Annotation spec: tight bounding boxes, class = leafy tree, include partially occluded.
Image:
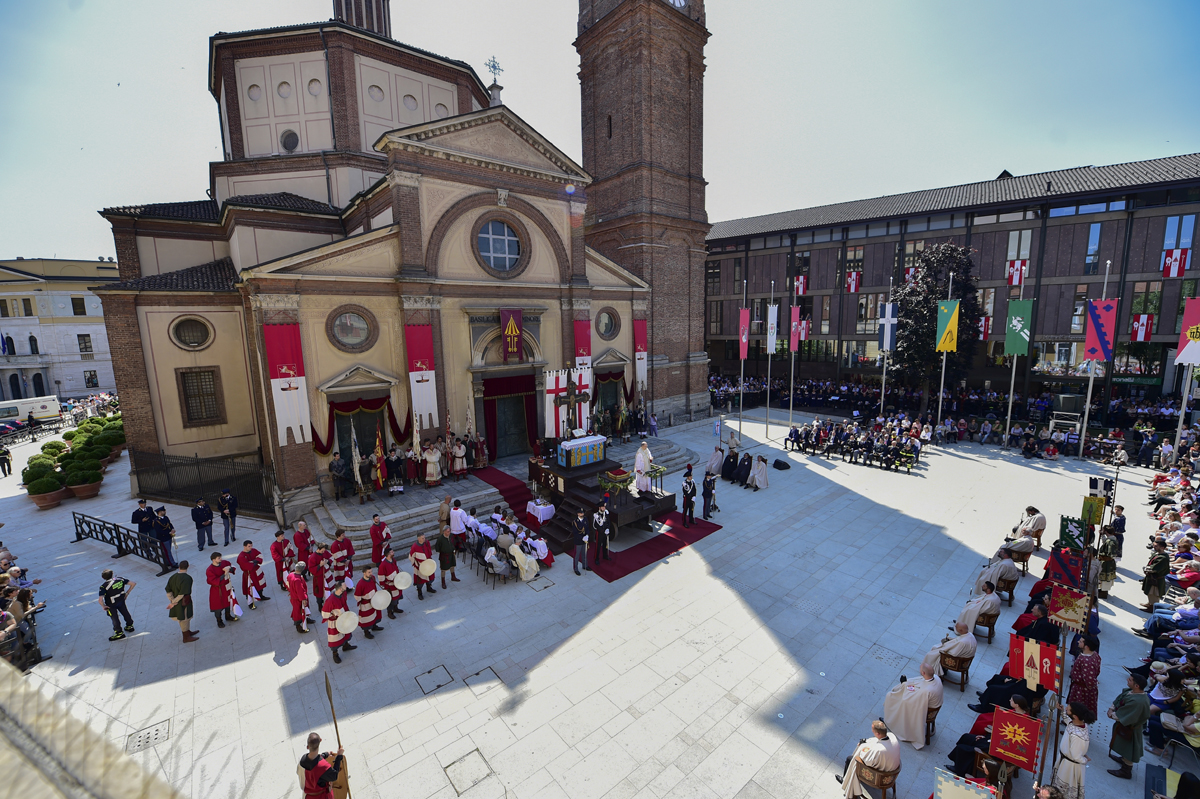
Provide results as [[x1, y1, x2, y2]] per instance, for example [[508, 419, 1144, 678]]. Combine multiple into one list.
[[890, 243, 983, 414]]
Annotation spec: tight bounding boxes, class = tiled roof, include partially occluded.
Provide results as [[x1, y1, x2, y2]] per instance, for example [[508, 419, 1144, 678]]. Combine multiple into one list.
[[100, 200, 219, 222], [708, 152, 1200, 241], [96, 258, 238, 293], [225, 192, 337, 214]]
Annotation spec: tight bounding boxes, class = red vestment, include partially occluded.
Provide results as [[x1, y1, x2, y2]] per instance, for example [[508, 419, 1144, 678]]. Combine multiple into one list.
[[354, 577, 381, 628], [270, 539, 296, 584], [308, 551, 332, 604], [1011, 612, 1036, 632], [206, 561, 236, 612], [369, 522, 391, 564], [409, 541, 434, 585], [286, 572, 309, 622], [237, 549, 268, 598], [294, 528, 314, 566], [330, 539, 354, 581], [321, 591, 350, 648], [377, 558, 404, 601]]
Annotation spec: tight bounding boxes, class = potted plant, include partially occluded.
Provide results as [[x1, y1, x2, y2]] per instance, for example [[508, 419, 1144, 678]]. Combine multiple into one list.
[[65, 470, 103, 499], [27, 476, 69, 510]]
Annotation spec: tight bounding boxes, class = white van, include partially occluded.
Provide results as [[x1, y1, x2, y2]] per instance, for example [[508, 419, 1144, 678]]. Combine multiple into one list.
[[0, 396, 62, 426]]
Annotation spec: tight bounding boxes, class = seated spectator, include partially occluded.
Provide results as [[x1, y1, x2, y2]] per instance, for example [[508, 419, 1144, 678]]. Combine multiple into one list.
[[923, 622, 977, 675], [975, 551, 1021, 595], [883, 663, 943, 750], [1016, 603, 1060, 646], [954, 582, 1000, 631], [6, 566, 40, 593], [834, 720, 900, 798], [1145, 697, 1200, 758]]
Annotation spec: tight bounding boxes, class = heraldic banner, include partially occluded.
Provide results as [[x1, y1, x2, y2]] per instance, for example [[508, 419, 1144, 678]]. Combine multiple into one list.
[[1007, 634, 1059, 690], [405, 324, 439, 430], [988, 707, 1042, 771], [499, 308, 523, 363], [1057, 516, 1085, 551], [1048, 583, 1089, 631], [263, 323, 310, 445], [1047, 547, 1085, 589], [1177, 297, 1200, 366], [633, 319, 648, 390], [573, 319, 592, 371], [933, 767, 996, 799]]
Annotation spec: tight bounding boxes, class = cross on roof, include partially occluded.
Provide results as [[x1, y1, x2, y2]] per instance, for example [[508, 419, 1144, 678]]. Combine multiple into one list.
[[485, 56, 503, 84]]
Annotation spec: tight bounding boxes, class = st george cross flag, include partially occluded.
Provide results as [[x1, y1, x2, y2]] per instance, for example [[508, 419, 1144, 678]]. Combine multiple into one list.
[[1176, 298, 1200, 366], [1048, 584, 1089, 631], [1047, 547, 1085, 589], [933, 767, 997, 799], [878, 303, 898, 352], [978, 316, 992, 341], [1084, 299, 1118, 361], [1132, 314, 1155, 342], [1164, 248, 1190, 278], [793, 275, 807, 296], [1005, 299, 1033, 357], [405, 324, 439, 430], [633, 319, 648, 390], [766, 305, 779, 354], [845, 270, 861, 293], [1006, 259, 1027, 287], [1007, 634, 1059, 690], [989, 708, 1043, 771], [738, 308, 750, 360], [544, 370, 568, 438], [263, 324, 311, 444], [573, 319, 592, 371], [789, 306, 801, 352], [936, 301, 959, 352]]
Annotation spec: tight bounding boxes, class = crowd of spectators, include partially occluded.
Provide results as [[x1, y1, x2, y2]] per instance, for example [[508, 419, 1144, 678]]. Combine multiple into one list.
[[0, 537, 46, 670]]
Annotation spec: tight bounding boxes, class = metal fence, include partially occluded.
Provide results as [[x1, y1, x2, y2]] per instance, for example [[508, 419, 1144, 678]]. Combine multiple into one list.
[[128, 449, 277, 517], [0, 415, 77, 450], [71, 512, 167, 571]]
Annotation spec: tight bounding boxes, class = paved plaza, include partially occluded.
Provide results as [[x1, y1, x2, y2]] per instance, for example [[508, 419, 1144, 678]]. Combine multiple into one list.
[[2, 413, 1154, 799]]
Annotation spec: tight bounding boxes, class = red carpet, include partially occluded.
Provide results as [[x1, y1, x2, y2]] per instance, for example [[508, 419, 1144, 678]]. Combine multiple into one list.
[[590, 512, 722, 583], [472, 467, 537, 525]]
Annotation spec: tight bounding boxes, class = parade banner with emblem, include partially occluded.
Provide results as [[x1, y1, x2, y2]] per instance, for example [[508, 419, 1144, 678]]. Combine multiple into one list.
[[1085, 299, 1118, 362], [1089, 476, 1115, 506], [794, 275, 808, 296], [573, 319, 592, 371], [1047, 547, 1086, 589], [405, 324, 439, 430], [1007, 634, 1059, 690], [1081, 495, 1105, 526], [936, 300, 960, 352], [978, 316, 992, 342], [845, 270, 861, 293], [1177, 298, 1200, 366], [1006, 259, 1027, 287], [989, 708, 1042, 771], [1132, 313, 1155, 342], [789, 306, 801, 352], [738, 309, 750, 360], [1057, 516, 1086, 551], [263, 323, 311, 445], [1005, 299, 1033, 357], [766, 304, 779, 354], [1164, 248, 1191, 278], [633, 319, 648, 390], [499, 308, 523, 363], [1047, 584, 1089, 631], [933, 767, 996, 799]]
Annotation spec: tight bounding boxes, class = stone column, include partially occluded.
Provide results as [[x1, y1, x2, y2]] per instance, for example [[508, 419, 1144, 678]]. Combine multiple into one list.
[[389, 170, 425, 278]]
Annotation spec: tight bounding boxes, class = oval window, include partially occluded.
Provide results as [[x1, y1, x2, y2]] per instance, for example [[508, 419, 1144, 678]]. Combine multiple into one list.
[[597, 312, 617, 338], [307, 78, 323, 97], [173, 319, 210, 348], [247, 84, 262, 102], [277, 81, 292, 99], [367, 84, 385, 102], [476, 221, 521, 272], [331, 312, 371, 347], [434, 103, 449, 119]]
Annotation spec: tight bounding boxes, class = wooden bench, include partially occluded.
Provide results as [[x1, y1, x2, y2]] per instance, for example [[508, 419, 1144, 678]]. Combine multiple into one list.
[[941, 652, 974, 692], [855, 760, 901, 799], [974, 610, 1000, 643]]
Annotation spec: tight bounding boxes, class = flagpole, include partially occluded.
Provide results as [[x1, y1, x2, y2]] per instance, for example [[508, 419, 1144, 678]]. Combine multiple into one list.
[[765, 280, 774, 441], [1003, 277, 1025, 450], [1078, 259, 1111, 460], [1174, 364, 1194, 466], [788, 323, 796, 431], [880, 277, 893, 417], [936, 272, 954, 429], [739, 276, 747, 441]]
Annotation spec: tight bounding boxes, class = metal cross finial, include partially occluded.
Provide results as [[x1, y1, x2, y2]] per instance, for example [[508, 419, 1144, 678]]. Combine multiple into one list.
[[484, 56, 503, 84]]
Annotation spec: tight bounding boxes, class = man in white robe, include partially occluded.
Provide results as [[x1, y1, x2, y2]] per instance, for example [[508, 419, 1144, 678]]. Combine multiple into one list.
[[954, 583, 1000, 630], [634, 442, 653, 493], [922, 622, 977, 676], [1014, 506, 1047, 549], [835, 720, 900, 799], [974, 550, 1021, 594], [747, 455, 769, 491], [991, 531, 1035, 563], [883, 663, 943, 750], [705, 446, 724, 476]]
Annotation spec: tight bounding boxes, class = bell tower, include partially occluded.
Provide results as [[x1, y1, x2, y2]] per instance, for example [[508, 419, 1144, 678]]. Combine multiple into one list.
[[333, 0, 391, 38], [577, 0, 710, 418]]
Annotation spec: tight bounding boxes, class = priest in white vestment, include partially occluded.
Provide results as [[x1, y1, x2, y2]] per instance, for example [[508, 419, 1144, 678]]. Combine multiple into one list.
[[883, 663, 943, 749], [955, 584, 1001, 629], [922, 622, 977, 676], [991, 531, 1035, 563], [509, 543, 539, 581], [747, 455, 769, 491], [974, 551, 1022, 594], [836, 720, 900, 799], [705, 446, 724, 476], [634, 442, 653, 493]]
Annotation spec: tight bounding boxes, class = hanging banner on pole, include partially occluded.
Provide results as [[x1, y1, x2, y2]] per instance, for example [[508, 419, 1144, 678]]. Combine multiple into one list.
[[978, 317, 992, 341], [1084, 299, 1117, 362], [1005, 299, 1033, 357], [1047, 584, 1089, 631], [1081, 495, 1105, 526], [1176, 298, 1200, 366], [573, 319, 592, 371], [845, 271, 861, 293], [263, 323, 311, 444], [793, 275, 807, 296], [988, 708, 1042, 771], [1006, 634, 1059, 691], [1056, 516, 1086, 551], [1132, 314, 1155, 342], [936, 300, 959, 352], [633, 319, 648, 391], [738, 308, 750, 360], [499, 308, 523, 363], [789, 306, 801, 352], [405, 324, 439, 431], [1006, 260, 1027, 286], [1164, 248, 1190, 278], [766, 304, 778, 354], [1047, 547, 1085, 589], [878, 303, 898, 352]]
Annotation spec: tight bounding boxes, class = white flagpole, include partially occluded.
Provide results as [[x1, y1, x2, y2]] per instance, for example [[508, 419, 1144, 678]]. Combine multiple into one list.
[[1078, 259, 1111, 460], [936, 272, 954, 428], [1174, 364, 1194, 466], [739, 277, 747, 439], [880, 276, 893, 417], [765, 280, 774, 441]]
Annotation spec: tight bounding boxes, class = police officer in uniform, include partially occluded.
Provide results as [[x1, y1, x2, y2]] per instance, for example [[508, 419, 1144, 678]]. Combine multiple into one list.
[[0, 444, 11, 477], [681, 466, 697, 527], [571, 509, 590, 576], [152, 506, 177, 572], [192, 497, 215, 550], [592, 500, 612, 566], [131, 499, 154, 536]]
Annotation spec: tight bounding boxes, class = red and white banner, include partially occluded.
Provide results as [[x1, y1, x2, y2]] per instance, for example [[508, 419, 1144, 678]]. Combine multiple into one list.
[[798, 319, 811, 341], [789, 306, 801, 352], [978, 317, 992, 341], [1164, 248, 1190, 278], [573, 319, 592, 371], [793, 275, 807, 296], [738, 308, 750, 360], [263, 324, 310, 445], [1006, 259, 1027, 286], [1132, 313, 1154, 342], [904, 266, 918, 283], [632, 319, 648, 392], [543, 368, 591, 438], [845, 270, 861, 293], [405, 324, 438, 430]]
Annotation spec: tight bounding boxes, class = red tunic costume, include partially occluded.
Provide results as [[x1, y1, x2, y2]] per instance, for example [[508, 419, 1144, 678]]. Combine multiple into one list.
[[301, 755, 335, 799], [206, 561, 237, 612], [294, 528, 314, 567], [409, 540, 434, 586], [286, 572, 309, 623], [270, 538, 297, 584], [308, 551, 332, 604], [321, 591, 351, 649], [377, 558, 404, 602], [237, 548, 268, 599], [330, 538, 355, 582], [354, 576, 381, 628], [369, 522, 391, 565]]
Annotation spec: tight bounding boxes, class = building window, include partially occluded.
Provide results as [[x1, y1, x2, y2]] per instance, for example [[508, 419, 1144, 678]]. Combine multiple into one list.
[[1112, 342, 1164, 376], [792, 296, 813, 322], [724, 340, 737, 361], [77, 334, 93, 353], [1162, 214, 1197, 272], [707, 301, 723, 336], [171, 317, 213, 351], [856, 292, 886, 334], [1007, 230, 1033, 262], [705, 261, 721, 295], [1178, 279, 1199, 334], [978, 288, 995, 318], [595, 308, 620, 341], [71, 297, 86, 316], [476, 219, 522, 271], [820, 295, 831, 335], [83, 370, 99, 389], [1130, 281, 1163, 334], [21, 299, 33, 317], [731, 258, 743, 295], [896, 240, 925, 270], [1070, 285, 1088, 334], [3, 336, 12, 356], [0, 303, 8, 319], [27, 336, 38, 355], [1084, 223, 1102, 275], [789, 250, 811, 275], [750, 298, 765, 334], [175, 367, 226, 427], [1032, 341, 1105, 377]]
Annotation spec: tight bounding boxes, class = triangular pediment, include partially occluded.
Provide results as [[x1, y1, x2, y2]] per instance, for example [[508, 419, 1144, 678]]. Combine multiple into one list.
[[247, 228, 399, 278], [318, 365, 400, 395], [594, 347, 632, 366]]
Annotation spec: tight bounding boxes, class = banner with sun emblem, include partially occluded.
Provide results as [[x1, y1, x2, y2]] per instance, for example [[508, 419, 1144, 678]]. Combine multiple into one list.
[[933, 767, 996, 799], [1047, 584, 1089, 631], [989, 707, 1042, 771]]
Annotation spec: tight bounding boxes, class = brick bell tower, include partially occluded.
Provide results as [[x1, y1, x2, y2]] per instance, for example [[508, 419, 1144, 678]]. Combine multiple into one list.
[[577, 0, 711, 418]]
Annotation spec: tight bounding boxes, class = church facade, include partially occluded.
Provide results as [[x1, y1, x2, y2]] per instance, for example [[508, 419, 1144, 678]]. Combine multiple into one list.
[[95, 0, 709, 503]]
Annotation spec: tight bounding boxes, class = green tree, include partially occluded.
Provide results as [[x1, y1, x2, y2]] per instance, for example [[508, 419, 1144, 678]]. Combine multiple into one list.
[[890, 243, 983, 415]]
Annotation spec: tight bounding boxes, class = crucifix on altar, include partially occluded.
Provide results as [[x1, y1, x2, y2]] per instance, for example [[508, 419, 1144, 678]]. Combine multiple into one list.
[[554, 374, 590, 439]]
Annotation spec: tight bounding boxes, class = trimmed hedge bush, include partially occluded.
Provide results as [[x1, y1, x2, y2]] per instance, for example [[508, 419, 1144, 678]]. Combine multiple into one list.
[[27, 454, 55, 468], [62, 430, 77, 440], [65, 470, 102, 486], [81, 459, 102, 472], [21, 464, 54, 484], [56, 451, 76, 464], [26, 477, 63, 495], [41, 440, 67, 453]]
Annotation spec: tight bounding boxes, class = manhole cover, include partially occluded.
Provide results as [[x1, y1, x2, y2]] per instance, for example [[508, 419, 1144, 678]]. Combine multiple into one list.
[[868, 645, 907, 670], [464, 667, 502, 697], [417, 665, 453, 695], [445, 749, 491, 795], [527, 576, 554, 592], [126, 720, 169, 754]]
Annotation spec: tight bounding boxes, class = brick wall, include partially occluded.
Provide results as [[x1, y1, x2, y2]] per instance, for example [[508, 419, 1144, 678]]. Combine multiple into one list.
[[97, 294, 159, 452]]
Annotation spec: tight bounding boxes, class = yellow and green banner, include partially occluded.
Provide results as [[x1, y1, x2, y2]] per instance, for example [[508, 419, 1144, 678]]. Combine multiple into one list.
[[936, 300, 960, 352]]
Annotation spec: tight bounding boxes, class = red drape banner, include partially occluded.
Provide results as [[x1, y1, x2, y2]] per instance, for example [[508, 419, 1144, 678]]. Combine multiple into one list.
[[573, 319, 592, 370], [499, 309, 523, 363], [738, 309, 750, 359], [310, 396, 412, 456], [594, 370, 636, 405]]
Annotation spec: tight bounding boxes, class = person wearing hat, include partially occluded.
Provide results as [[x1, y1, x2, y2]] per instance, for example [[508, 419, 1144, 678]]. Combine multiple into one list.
[[191, 497, 215, 551], [377, 548, 405, 620], [368, 514, 391, 567], [270, 530, 297, 591], [217, 489, 238, 546], [205, 551, 239, 628], [571, 508, 590, 576], [701, 470, 717, 520], [592, 500, 612, 566], [299, 732, 345, 798], [286, 562, 312, 634], [236, 540, 271, 609], [150, 505, 176, 573], [165, 561, 198, 643], [681, 466, 696, 527], [1106, 672, 1151, 778], [130, 498, 154, 537]]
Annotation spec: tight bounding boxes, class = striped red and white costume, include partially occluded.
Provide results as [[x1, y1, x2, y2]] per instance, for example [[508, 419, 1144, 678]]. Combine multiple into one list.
[[353, 576, 381, 629], [307, 550, 333, 605], [236, 548, 268, 600], [330, 538, 355, 582], [321, 591, 351, 649], [270, 538, 296, 584], [377, 558, 404, 602]]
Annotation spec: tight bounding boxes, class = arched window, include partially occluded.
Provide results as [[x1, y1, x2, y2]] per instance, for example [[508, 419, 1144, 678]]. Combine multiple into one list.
[[31, 373, 43, 396], [28, 336, 38, 355], [8, 375, 20, 400], [4, 337, 13, 356]]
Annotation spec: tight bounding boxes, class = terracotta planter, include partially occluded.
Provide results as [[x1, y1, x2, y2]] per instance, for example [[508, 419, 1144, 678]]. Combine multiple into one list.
[[67, 481, 102, 499], [29, 486, 71, 510]]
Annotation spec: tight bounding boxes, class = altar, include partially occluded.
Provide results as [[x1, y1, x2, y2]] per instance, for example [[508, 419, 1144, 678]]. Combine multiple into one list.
[[557, 435, 606, 469]]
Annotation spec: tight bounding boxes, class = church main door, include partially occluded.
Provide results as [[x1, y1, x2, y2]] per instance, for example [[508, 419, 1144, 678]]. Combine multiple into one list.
[[494, 396, 528, 457], [334, 409, 385, 461]]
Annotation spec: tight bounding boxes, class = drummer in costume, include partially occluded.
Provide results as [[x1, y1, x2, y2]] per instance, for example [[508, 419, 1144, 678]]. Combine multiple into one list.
[[287, 562, 313, 635], [236, 540, 271, 609], [352, 564, 386, 638], [205, 552, 240, 628], [409, 532, 437, 600], [308, 542, 333, 607], [298, 732, 344, 799], [368, 514, 391, 567], [330, 529, 354, 583], [294, 520, 314, 567], [270, 530, 297, 590], [376, 548, 407, 619], [321, 582, 358, 664]]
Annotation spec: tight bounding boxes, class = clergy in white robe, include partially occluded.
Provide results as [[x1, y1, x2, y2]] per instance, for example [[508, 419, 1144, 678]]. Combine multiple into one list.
[[509, 543, 539, 581], [922, 623, 977, 676], [748, 456, 769, 491], [992, 532, 1035, 563], [974, 552, 1021, 594], [705, 446, 724, 476], [837, 721, 900, 799], [634, 443, 654, 493], [883, 664, 943, 750], [956, 587, 1001, 630], [422, 445, 441, 486]]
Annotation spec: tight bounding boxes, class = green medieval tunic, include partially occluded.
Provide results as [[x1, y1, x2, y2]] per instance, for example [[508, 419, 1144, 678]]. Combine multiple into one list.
[[166, 573, 194, 620], [1109, 688, 1151, 763], [434, 534, 456, 571], [1098, 535, 1118, 585], [1142, 551, 1170, 597]]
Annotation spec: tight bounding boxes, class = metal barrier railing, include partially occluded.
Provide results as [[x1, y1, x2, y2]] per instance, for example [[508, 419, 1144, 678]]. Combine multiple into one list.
[[71, 512, 167, 572]]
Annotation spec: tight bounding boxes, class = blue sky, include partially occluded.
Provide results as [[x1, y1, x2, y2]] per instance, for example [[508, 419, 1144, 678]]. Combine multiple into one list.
[[1, 0, 1198, 259]]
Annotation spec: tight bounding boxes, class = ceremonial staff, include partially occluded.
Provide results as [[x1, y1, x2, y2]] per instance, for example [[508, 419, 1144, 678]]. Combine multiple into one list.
[[325, 672, 353, 799]]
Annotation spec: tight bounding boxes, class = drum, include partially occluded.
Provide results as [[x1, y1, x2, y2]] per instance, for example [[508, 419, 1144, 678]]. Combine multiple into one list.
[[370, 590, 390, 611], [393, 571, 413, 590], [335, 612, 359, 634], [418, 560, 436, 578]]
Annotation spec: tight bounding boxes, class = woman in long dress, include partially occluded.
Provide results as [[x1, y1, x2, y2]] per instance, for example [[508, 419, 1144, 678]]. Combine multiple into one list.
[[634, 442, 653, 493], [1051, 702, 1094, 799], [405, 444, 420, 486], [474, 434, 489, 468], [1066, 635, 1101, 718], [422, 440, 441, 488]]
